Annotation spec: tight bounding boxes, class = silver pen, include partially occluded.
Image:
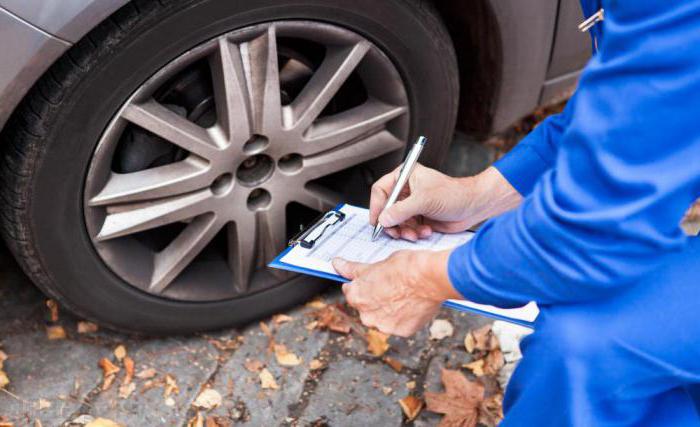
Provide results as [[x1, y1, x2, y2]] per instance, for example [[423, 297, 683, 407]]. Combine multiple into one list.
[[371, 136, 427, 241]]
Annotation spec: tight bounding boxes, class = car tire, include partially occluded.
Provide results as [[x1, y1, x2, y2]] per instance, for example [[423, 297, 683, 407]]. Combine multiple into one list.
[[0, 0, 458, 333]]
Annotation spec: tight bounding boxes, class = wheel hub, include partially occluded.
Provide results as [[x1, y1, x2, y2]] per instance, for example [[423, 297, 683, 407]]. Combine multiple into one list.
[[83, 21, 410, 301]]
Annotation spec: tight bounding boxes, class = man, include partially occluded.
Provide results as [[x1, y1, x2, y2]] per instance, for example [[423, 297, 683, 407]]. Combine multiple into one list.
[[331, 1, 700, 424]]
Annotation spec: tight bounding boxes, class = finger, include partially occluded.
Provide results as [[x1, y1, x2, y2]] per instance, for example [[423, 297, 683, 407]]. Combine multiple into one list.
[[332, 258, 369, 280], [417, 224, 433, 239], [342, 282, 361, 308], [384, 227, 401, 239], [398, 225, 418, 242], [379, 197, 423, 228], [369, 167, 401, 225], [359, 312, 377, 329]]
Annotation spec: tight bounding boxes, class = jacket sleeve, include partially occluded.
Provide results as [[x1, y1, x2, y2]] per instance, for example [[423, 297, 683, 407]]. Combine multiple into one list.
[[448, 0, 700, 308], [493, 95, 576, 197]]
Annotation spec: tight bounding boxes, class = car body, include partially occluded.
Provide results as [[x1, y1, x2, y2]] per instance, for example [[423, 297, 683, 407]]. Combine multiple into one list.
[[0, 0, 591, 333]]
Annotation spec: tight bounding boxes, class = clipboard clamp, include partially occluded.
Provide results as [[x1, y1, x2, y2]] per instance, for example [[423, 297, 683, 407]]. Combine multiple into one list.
[[288, 209, 346, 249]]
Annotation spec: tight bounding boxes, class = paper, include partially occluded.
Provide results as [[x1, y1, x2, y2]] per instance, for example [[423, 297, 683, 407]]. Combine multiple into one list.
[[276, 204, 539, 327]]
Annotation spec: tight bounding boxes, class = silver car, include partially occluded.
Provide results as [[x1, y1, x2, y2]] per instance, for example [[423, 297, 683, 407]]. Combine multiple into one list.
[[0, 0, 589, 333]]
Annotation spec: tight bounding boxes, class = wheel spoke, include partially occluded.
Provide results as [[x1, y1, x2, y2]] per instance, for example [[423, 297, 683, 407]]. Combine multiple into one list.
[[227, 216, 257, 293], [241, 26, 282, 135], [89, 159, 210, 206], [257, 204, 290, 271], [295, 184, 344, 212], [298, 99, 407, 156], [121, 100, 220, 159], [95, 190, 212, 241], [149, 213, 221, 294], [287, 41, 370, 132], [303, 130, 404, 180], [210, 36, 252, 144]]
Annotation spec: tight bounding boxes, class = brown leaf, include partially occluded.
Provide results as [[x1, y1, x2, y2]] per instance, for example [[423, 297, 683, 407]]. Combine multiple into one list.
[[463, 359, 485, 377], [272, 314, 293, 325], [46, 325, 66, 340], [424, 369, 484, 427], [398, 395, 424, 421], [123, 356, 135, 385], [0, 350, 7, 369], [85, 418, 123, 427], [305, 298, 327, 309], [366, 329, 390, 357], [208, 337, 241, 352], [382, 356, 403, 373], [312, 305, 352, 334], [98, 358, 120, 391], [113, 345, 127, 361], [187, 412, 204, 427], [135, 368, 157, 380], [244, 359, 264, 373], [259, 368, 279, 390], [46, 299, 59, 322], [118, 382, 136, 399], [273, 344, 302, 367], [77, 321, 98, 334], [205, 416, 230, 427], [34, 420, 43, 427], [309, 359, 324, 370], [429, 319, 454, 340], [164, 374, 180, 397], [193, 388, 222, 410], [479, 393, 504, 427], [0, 370, 9, 389]]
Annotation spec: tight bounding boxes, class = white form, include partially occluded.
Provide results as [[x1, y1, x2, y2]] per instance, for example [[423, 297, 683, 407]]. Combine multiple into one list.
[[280, 204, 539, 325]]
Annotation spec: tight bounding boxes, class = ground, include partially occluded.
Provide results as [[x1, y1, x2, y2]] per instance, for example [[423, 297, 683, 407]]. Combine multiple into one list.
[[0, 132, 513, 426]]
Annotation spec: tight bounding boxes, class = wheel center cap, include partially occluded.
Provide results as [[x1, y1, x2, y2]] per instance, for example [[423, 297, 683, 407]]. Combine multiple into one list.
[[236, 154, 274, 187]]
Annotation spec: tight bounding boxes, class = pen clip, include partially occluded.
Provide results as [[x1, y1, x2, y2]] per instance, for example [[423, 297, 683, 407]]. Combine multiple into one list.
[[288, 210, 346, 249]]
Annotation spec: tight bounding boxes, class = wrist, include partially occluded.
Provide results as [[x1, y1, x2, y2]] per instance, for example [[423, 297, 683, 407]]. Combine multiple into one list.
[[465, 166, 522, 224], [414, 249, 461, 301]]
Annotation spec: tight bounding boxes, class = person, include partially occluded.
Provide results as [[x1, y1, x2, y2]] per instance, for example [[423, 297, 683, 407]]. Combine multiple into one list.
[[331, 1, 700, 424]]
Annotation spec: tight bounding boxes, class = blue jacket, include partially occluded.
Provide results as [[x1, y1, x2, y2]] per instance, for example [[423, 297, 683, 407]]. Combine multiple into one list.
[[448, 0, 700, 307]]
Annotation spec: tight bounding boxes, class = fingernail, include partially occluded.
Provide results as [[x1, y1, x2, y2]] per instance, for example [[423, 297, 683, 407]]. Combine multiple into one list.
[[332, 258, 346, 270]]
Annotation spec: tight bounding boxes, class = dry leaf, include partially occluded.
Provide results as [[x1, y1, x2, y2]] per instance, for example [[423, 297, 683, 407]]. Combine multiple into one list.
[[305, 321, 318, 331], [164, 397, 176, 407], [465, 324, 498, 354], [37, 398, 51, 410], [123, 356, 135, 385], [193, 388, 222, 410], [0, 370, 9, 389], [429, 319, 454, 340], [272, 314, 293, 325], [46, 299, 59, 322], [85, 418, 123, 427], [464, 349, 504, 377], [77, 321, 98, 334], [46, 325, 66, 340], [306, 298, 327, 309], [208, 337, 241, 351], [479, 393, 504, 427], [309, 359, 324, 370], [0, 422, 12, 427], [366, 329, 390, 357], [205, 416, 228, 427], [135, 368, 157, 380], [259, 321, 273, 338], [463, 359, 485, 377], [259, 368, 279, 390], [98, 358, 120, 391], [164, 374, 180, 397], [312, 306, 351, 334], [0, 350, 7, 368], [382, 356, 403, 373], [244, 359, 264, 372], [382, 386, 393, 395], [399, 395, 424, 421], [70, 414, 95, 425], [187, 412, 204, 427], [406, 381, 416, 390], [118, 382, 136, 399], [274, 344, 302, 367], [34, 420, 42, 427], [425, 369, 484, 427], [113, 345, 127, 361]]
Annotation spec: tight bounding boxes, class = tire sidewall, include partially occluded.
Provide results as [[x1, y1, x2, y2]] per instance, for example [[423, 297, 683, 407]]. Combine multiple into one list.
[[28, 0, 458, 333]]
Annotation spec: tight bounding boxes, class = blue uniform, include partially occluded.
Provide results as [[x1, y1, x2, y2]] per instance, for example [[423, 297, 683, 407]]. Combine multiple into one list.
[[447, 0, 700, 424]]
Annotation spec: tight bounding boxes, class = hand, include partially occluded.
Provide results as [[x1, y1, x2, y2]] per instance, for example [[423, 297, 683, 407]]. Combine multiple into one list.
[[332, 250, 460, 337], [370, 165, 522, 241]]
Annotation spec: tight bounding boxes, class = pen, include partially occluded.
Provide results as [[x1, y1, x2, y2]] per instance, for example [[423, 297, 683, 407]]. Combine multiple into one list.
[[371, 136, 427, 241]]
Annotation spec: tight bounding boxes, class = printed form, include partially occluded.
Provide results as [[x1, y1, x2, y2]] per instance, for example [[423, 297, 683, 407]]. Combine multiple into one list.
[[279, 204, 540, 326]]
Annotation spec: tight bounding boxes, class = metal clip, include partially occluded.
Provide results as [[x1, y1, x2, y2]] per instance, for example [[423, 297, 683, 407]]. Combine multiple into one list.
[[288, 210, 346, 249], [579, 8, 604, 33]]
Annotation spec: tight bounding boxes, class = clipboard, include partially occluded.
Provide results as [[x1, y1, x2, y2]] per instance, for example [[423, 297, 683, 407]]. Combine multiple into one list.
[[269, 203, 538, 328]]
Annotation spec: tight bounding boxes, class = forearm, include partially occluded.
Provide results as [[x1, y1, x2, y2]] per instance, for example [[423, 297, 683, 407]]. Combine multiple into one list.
[[460, 166, 522, 226]]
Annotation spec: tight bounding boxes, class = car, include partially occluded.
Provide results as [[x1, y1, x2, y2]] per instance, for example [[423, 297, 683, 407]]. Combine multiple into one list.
[[0, 0, 590, 333]]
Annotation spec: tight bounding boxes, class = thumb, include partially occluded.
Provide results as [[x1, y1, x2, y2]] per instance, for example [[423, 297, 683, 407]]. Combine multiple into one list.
[[378, 197, 423, 228], [332, 258, 368, 280]]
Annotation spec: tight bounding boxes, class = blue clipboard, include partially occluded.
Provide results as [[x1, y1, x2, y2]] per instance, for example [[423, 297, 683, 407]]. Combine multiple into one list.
[[268, 203, 535, 328]]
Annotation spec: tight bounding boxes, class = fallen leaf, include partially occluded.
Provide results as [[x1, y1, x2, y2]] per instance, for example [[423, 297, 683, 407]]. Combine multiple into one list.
[[85, 418, 123, 427], [113, 345, 127, 361], [187, 412, 204, 427], [98, 358, 120, 391], [46, 299, 59, 322], [399, 395, 424, 421], [429, 319, 454, 340], [259, 368, 279, 390], [272, 314, 293, 325], [424, 369, 484, 427], [464, 324, 498, 354], [164, 374, 180, 397], [305, 321, 318, 331], [312, 305, 351, 334], [164, 397, 176, 407], [259, 321, 273, 338], [366, 329, 390, 357], [274, 344, 302, 367], [464, 349, 504, 377], [205, 416, 228, 427], [0, 370, 9, 389], [382, 386, 393, 396], [0, 422, 12, 427], [118, 382, 136, 399], [306, 298, 327, 309], [193, 388, 222, 410], [463, 359, 485, 377], [46, 325, 66, 340], [70, 414, 95, 425], [244, 359, 264, 372], [479, 393, 504, 427], [208, 337, 241, 351], [383, 356, 403, 373], [77, 321, 98, 334], [309, 359, 324, 370], [123, 356, 135, 385], [37, 398, 51, 410], [135, 368, 157, 379], [34, 420, 42, 427], [406, 381, 416, 390], [0, 350, 7, 368]]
